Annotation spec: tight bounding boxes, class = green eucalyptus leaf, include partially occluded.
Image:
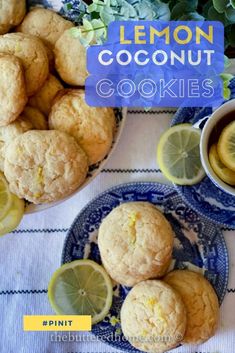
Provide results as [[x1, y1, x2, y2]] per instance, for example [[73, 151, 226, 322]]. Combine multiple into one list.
[[179, 0, 198, 6], [69, 26, 92, 47], [226, 24, 235, 46], [221, 72, 234, 83], [179, 12, 204, 20], [83, 18, 93, 30], [202, 0, 213, 17], [212, 0, 229, 13], [118, 0, 138, 20], [230, 0, 235, 8], [87, 3, 98, 13], [88, 0, 111, 15], [69, 27, 81, 38], [82, 19, 95, 43], [225, 5, 235, 21], [224, 54, 231, 68], [91, 18, 107, 40], [171, 1, 197, 19], [223, 86, 231, 99], [167, 0, 178, 11], [133, 3, 155, 19], [92, 0, 104, 6], [100, 5, 115, 24], [134, 0, 170, 20], [78, 1, 88, 12], [208, 6, 229, 24], [152, 1, 170, 20]]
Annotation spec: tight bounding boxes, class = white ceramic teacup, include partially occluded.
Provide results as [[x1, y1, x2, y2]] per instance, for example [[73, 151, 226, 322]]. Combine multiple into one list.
[[200, 99, 235, 197]]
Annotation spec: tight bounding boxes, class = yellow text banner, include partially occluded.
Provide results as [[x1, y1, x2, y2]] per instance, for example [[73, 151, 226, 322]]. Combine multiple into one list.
[[23, 315, 91, 331]]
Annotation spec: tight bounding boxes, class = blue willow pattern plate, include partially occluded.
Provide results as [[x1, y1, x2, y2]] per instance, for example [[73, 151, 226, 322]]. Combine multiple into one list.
[[62, 182, 229, 353], [171, 79, 235, 230]]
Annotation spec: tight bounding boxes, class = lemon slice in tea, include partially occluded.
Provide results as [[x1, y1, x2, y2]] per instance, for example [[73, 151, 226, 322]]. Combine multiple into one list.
[[0, 172, 12, 221], [157, 124, 205, 185], [48, 259, 113, 325], [209, 144, 235, 186], [218, 121, 235, 171]]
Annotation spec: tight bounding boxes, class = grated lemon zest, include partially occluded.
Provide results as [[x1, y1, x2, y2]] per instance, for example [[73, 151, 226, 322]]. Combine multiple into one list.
[[36, 167, 44, 184], [128, 212, 140, 244], [15, 43, 21, 52], [146, 297, 157, 308], [33, 192, 42, 199], [141, 329, 148, 337], [109, 316, 120, 326], [146, 298, 166, 324]]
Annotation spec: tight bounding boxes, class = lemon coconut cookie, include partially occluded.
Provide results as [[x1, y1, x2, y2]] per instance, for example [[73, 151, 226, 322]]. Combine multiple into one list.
[[0, 33, 49, 96], [54, 27, 87, 86], [0, 54, 27, 126], [29, 74, 63, 116], [4, 130, 88, 204], [164, 270, 219, 344], [121, 280, 187, 353], [17, 8, 73, 49], [0, 119, 32, 172], [98, 202, 174, 286], [0, 0, 26, 35], [49, 89, 116, 165], [20, 106, 48, 130]]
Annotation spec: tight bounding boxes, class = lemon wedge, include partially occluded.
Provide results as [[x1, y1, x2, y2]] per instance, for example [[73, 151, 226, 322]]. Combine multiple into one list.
[[0, 172, 12, 221], [0, 194, 25, 236]]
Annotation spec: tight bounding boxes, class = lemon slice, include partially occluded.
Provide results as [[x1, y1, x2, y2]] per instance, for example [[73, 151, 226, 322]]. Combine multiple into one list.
[[0, 194, 25, 236], [218, 121, 235, 171], [209, 144, 235, 186], [48, 259, 113, 325], [157, 124, 205, 185], [0, 172, 12, 221]]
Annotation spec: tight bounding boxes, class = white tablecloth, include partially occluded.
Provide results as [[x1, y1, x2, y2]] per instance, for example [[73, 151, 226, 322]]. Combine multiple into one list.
[[1, 106, 235, 353]]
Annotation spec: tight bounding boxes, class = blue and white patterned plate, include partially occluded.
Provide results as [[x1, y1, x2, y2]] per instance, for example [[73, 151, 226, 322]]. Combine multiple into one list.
[[171, 79, 235, 230], [25, 0, 127, 214], [62, 182, 229, 353]]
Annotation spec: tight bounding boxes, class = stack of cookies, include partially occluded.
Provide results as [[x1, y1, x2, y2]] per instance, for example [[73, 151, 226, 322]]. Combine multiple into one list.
[[0, 1, 116, 205], [98, 202, 220, 353]]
